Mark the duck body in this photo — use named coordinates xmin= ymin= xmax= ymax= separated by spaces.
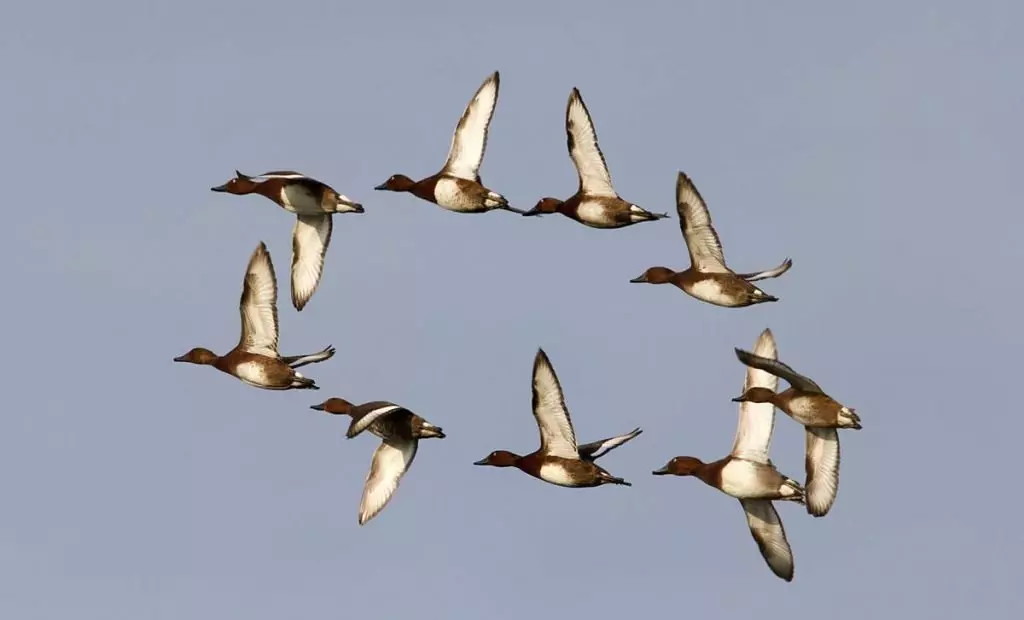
xmin=630 ymin=172 xmax=791 ymax=307
xmin=210 ymin=171 xmax=363 ymax=311
xmin=173 ymin=242 xmax=334 ymax=389
xmin=524 ymin=88 xmax=668 ymax=228
xmin=473 ymin=349 xmax=640 ymax=489
xmin=312 ymin=398 xmax=445 ymax=525
xmin=653 ymin=329 xmax=803 ymax=582
xmin=374 ymin=71 xmax=524 ymax=216
xmin=732 ymin=347 xmax=863 ymax=518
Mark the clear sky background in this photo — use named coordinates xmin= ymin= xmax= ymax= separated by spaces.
xmin=2 ymin=1 xmax=1021 ymax=618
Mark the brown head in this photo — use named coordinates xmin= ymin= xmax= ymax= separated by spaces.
xmin=211 ymin=170 xmax=259 ymax=194
xmin=374 ymin=174 xmax=416 ymax=192
xmin=652 ymin=456 xmax=705 ymax=477
xmin=309 ymin=398 xmax=355 ymax=415
xmin=473 ymin=450 xmax=521 ymax=467
xmin=173 ymin=347 xmax=219 ymax=365
xmin=731 ymin=387 xmax=779 ymax=405
xmin=629 ymin=266 xmax=677 ymax=285
xmin=523 ymin=197 xmax=563 ymax=217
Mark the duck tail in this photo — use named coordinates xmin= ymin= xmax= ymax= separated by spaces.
xmin=600 ymin=471 xmax=632 ymax=487
xmin=290 ymin=374 xmax=319 ymax=390
xmin=839 ymin=407 xmax=862 ymax=430
xmin=782 ymin=478 xmax=806 ymax=505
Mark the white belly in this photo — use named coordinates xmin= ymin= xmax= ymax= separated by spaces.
xmin=235 ymin=361 xmax=271 ymax=386
xmin=433 ymin=177 xmax=477 ymax=212
xmin=539 ymin=462 xmax=580 ymax=487
xmin=719 ymin=460 xmax=768 ymax=499
xmin=576 ymin=200 xmax=611 ymax=225
xmin=279 ymin=185 xmax=320 ymax=214
xmin=689 ymin=278 xmax=724 ymax=300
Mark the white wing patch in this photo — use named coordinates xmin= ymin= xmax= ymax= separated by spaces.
xmin=677 ymin=172 xmax=728 ymax=273
xmin=731 ymin=329 xmax=778 ymax=463
xmin=740 ymin=499 xmax=794 ymax=581
xmin=566 ymin=88 xmax=617 ymax=198
xmin=805 ymin=427 xmax=840 ymax=517
xmin=253 ymin=172 xmax=308 ymax=180
xmin=290 ymin=214 xmax=332 ymax=311
xmin=359 ymin=438 xmax=418 ymax=525
xmin=531 ymin=349 xmax=579 ymax=459
xmin=347 ymin=404 xmax=405 ymax=438
xmin=239 ymin=242 xmax=280 ymax=357
xmin=442 ymin=71 xmax=499 ymax=181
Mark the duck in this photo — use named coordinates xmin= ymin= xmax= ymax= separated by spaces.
xmin=374 ymin=71 xmax=525 ymax=215
xmin=653 ymin=329 xmax=803 ymax=582
xmin=473 ymin=348 xmax=638 ymax=488
xmin=311 ymin=398 xmax=445 ymax=525
xmin=732 ymin=346 xmax=862 ymax=517
xmin=522 ymin=88 xmax=669 ymax=228
xmin=174 ymin=242 xmax=334 ymax=390
xmin=211 ymin=170 xmax=364 ymax=311
xmin=630 ymin=172 xmax=792 ymax=307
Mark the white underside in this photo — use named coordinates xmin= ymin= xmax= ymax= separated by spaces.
xmin=539 ymin=462 xmax=582 ymax=487
xmin=688 ymin=278 xmax=730 ymax=303
xmin=433 ymin=177 xmax=478 ymax=212
xmin=719 ymin=460 xmax=771 ymax=499
xmin=235 ymin=361 xmax=271 ymax=385
xmin=576 ymin=200 xmax=610 ymax=224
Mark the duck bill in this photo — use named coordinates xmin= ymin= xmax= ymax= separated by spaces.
xmin=173 ymin=355 xmax=188 ymax=362
xmin=210 ymin=183 xmax=229 ymax=192
xmin=373 ymin=183 xmax=388 ymax=191
xmin=472 ymin=458 xmax=490 ymax=466
xmin=629 ymin=274 xmax=649 ymax=283
xmin=521 ymin=207 xmax=542 ymax=217
xmin=309 ymin=403 xmax=326 ymax=411
xmin=652 ymin=466 xmax=670 ymax=475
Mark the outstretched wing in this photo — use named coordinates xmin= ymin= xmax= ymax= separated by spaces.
xmin=566 ymin=88 xmax=617 ymax=198
xmin=577 ymin=428 xmax=642 ymax=461
xmin=740 ymin=499 xmax=795 ymax=582
xmin=531 ymin=349 xmax=579 ymax=459
xmin=359 ymin=437 xmax=418 ymax=525
xmin=238 ymin=242 xmax=280 ymax=357
xmin=805 ymin=427 xmax=841 ymax=517
xmin=677 ymin=172 xmax=728 ymax=273
xmin=290 ymin=214 xmax=332 ymax=311
xmin=442 ymin=71 xmax=500 ymax=181
xmin=734 ymin=349 xmax=823 ymax=393
xmin=731 ymin=329 xmax=779 ymax=463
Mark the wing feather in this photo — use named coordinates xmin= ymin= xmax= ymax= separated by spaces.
xmin=531 ymin=349 xmax=578 ymax=459
xmin=359 ymin=438 xmax=418 ymax=525
xmin=238 ymin=242 xmax=280 ymax=357
xmin=566 ymin=88 xmax=617 ymax=197
xmin=805 ymin=427 xmax=840 ymax=517
xmin=291 ymin=214 xmax=332 ymax=311
xmin=740 ymin=499 xmax=795 ymax=582
xmin=731 ymin=329 xmax=779 ymax=462
xmin=676 ymin=172 xmax=728 ymax=273
xmin=442 ymin=71 xmax=499 ymax=181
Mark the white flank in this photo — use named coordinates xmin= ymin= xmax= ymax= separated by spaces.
xmin=539 ymin=462 xmax=579 ymax=487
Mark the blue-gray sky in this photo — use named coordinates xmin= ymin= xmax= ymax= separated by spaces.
xmin=2 ymin=1 xmax=1021 ymax=617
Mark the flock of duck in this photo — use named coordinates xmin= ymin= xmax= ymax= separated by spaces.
xmin=173 ymin=71 xmax=861 ymax=582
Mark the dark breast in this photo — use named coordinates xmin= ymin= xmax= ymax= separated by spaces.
xmin=514 ymin=452 xmax=546 ymax=478
xmin=411 ymin=175 xmax=441 ymax=204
